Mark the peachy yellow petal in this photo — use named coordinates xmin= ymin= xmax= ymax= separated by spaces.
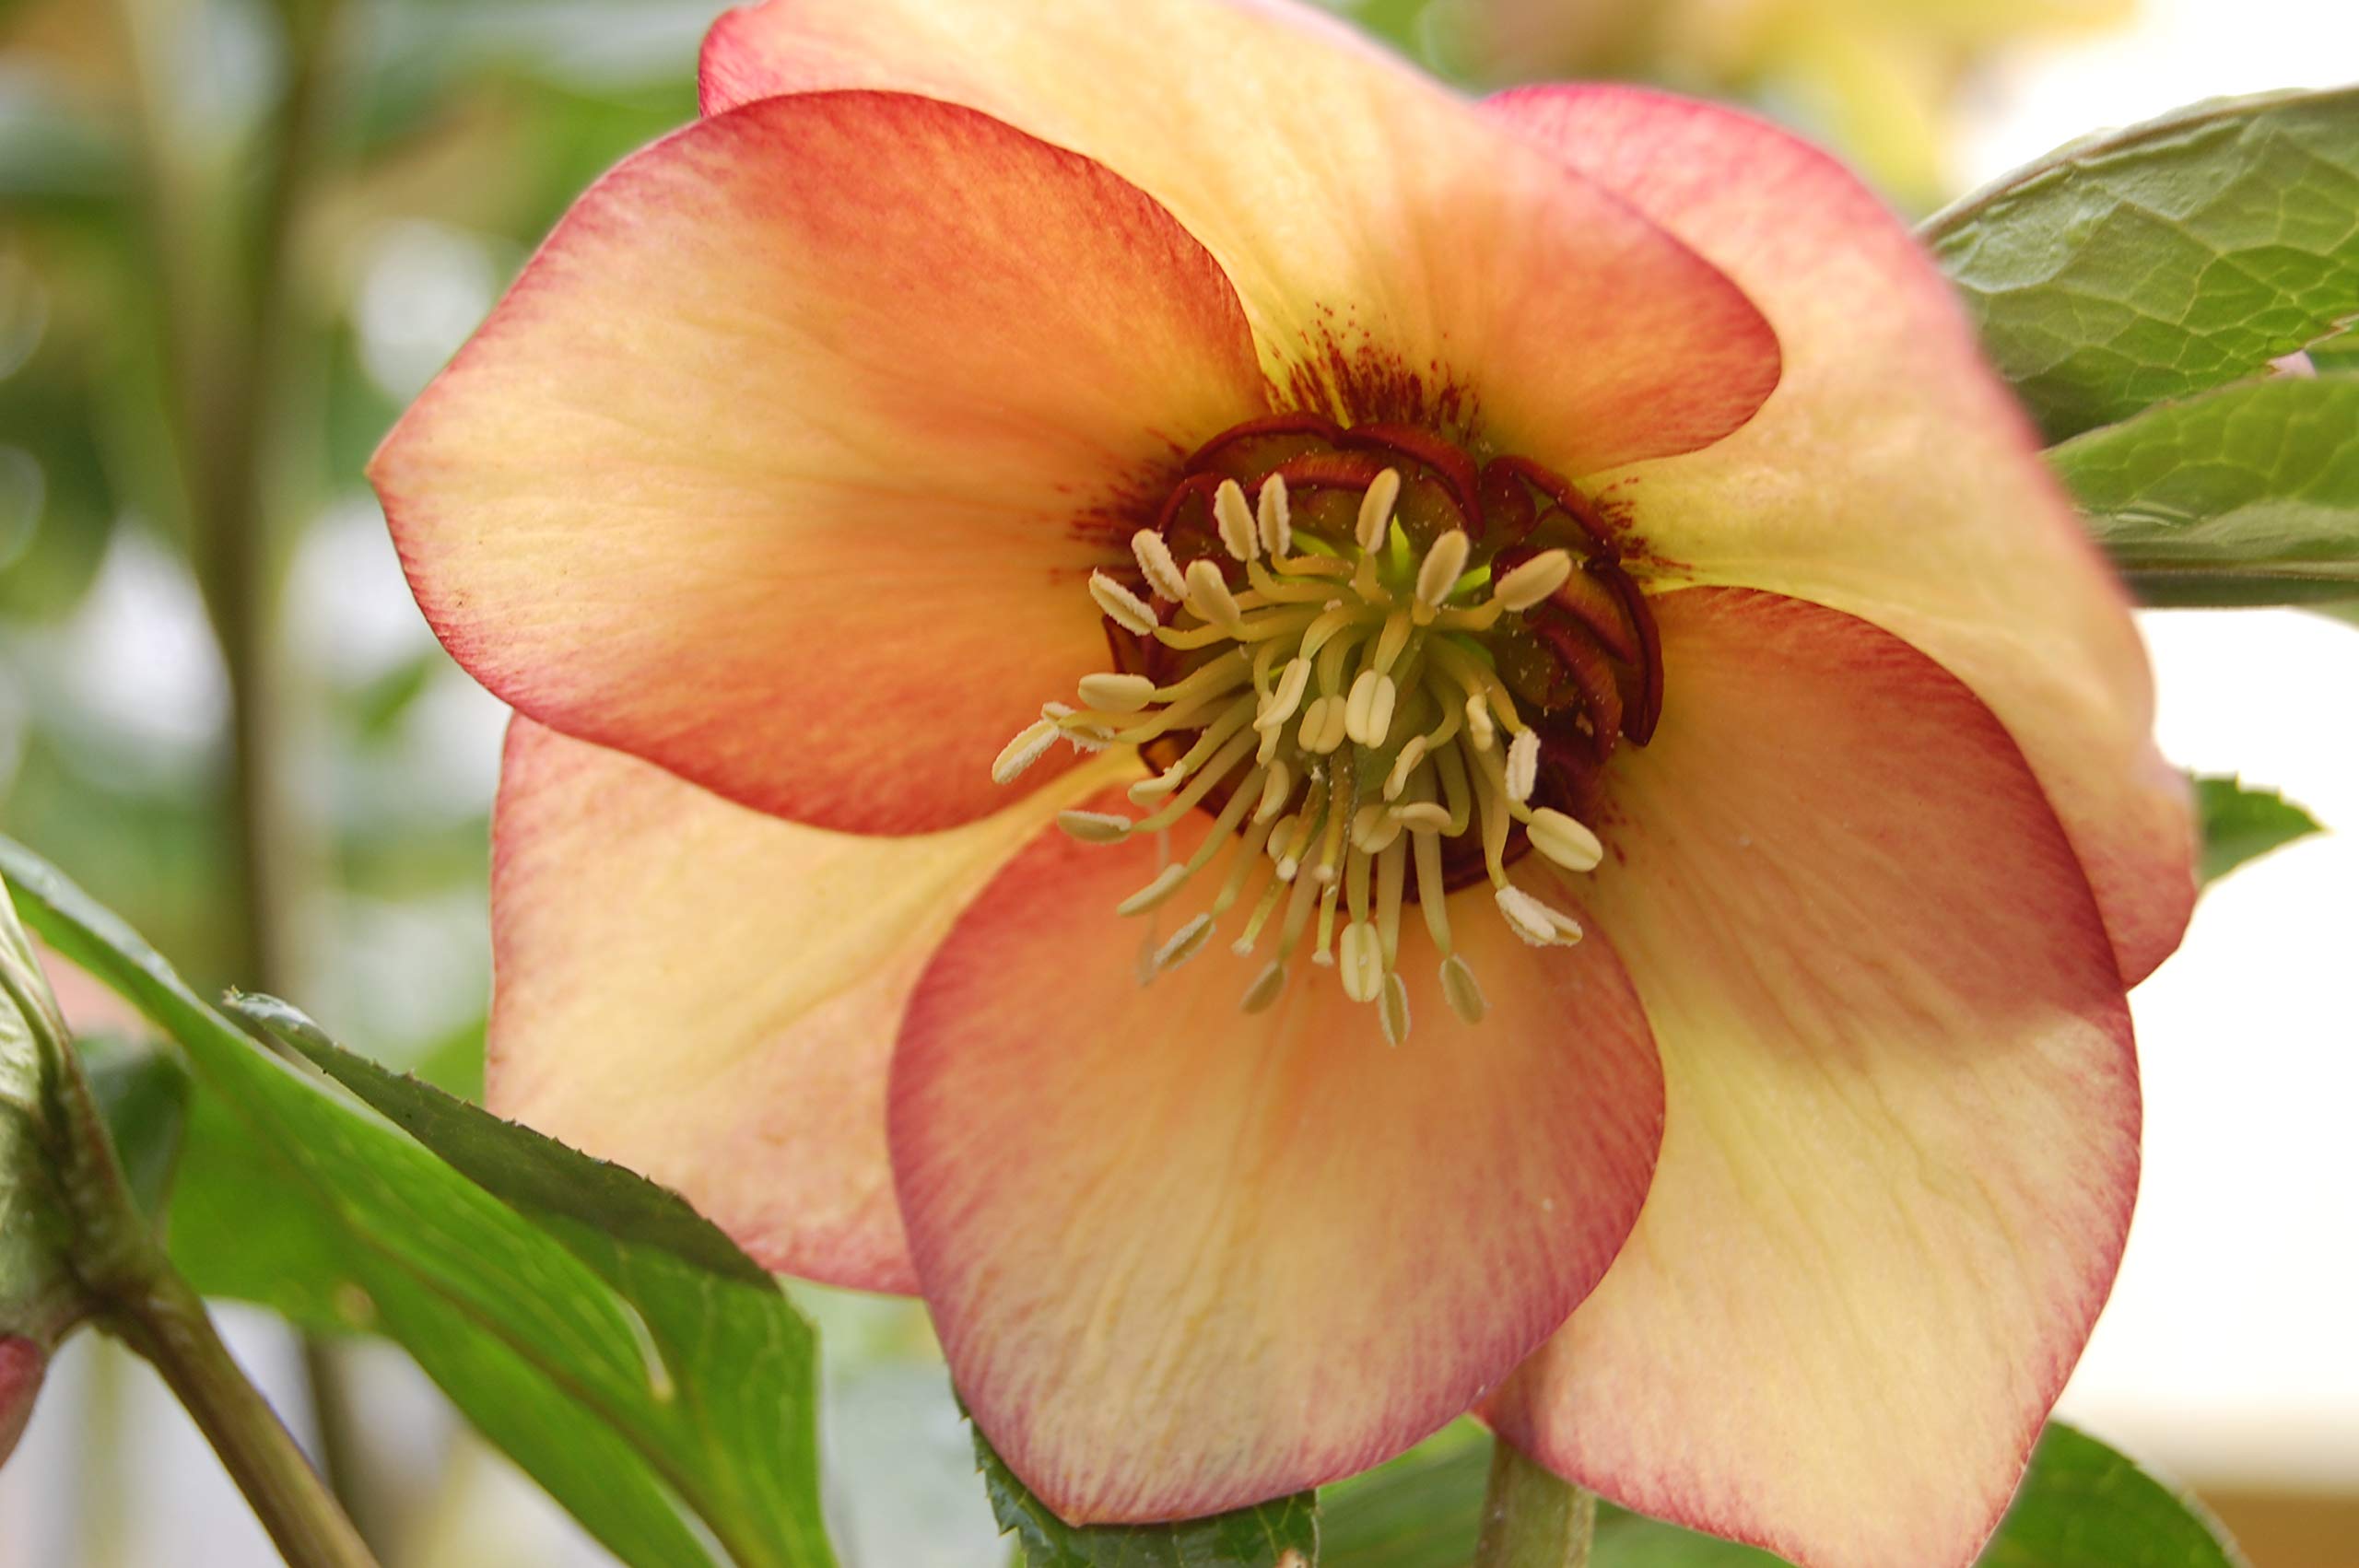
xmin=1492 ymin=590 xmax=2140 ymax=1568
xmin=701 ymin=0 xmax=1780 ymax=473
xmin=374 ymin=90 xmax=1269 ymax=836
xmin=891 ymin=790 xmax=1664 ymax=1522
xmin=489 ymin=720 xmax=1126 ymax=1291
xmin=1486 ymin=84 xmax=2196 ymax=984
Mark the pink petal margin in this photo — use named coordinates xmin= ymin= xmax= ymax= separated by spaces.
xmin=1490 ymin=589 xmax=2141 ymax=1568
xmin=1484 ymin=84 xmax=2196 ymax=987
xmin=890 ymin=790 xmax=1665 ymax=1524
xmin=372 ymin=89 xmax=1268 ymax=837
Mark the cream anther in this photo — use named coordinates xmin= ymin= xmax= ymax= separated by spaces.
xmin=1077 ymin=672 xmax=1156 ymax=713
xmin=1525 ymin=808 xmax=1604 ymax=872
xmin=1089 ymin=571 xmax=1159 ymax=636
xmin=1356 ymin=467 xmax=1402 ymax=554
xmin=1415 ymin=529 xmax=1471 ymax=611
xmin=1214 ymin=478 xmax=1259 ymax=563
xmin=1439 ymin=954 xmax=1487 ymax=1024
xmin=1256 ymin=475 xmax=1292 ymax=556
xmin=1041 ymin=702 xmax=1114 ymax=750
xmin=1260 ymin=658 xmax=1311 ymax=730
xmin=992 ymin=719 xmax=1059 ymax=784
xmin=1118 ymin=863 xmax=1191 ymax=916
xmin=1153 ymin=914 xmax=1216 ymax=974
xmin=1310 ymin=696 xmax=1350 ymax=755
xmin=1339 ymin=921 xmax=1384 ymax=1002
xmin=1465 ymin=695 xmax=1496 ymax=752
xmin=1334 ymin=670 xmax=1395 ymax=748
xmin=1496 ymin=885 xmax=1584 ymax=947
xmin=1056 ymin=810 xmax=1134 ymax=844
xmin=1506 ymin=729 xmax=1540 ymax=803
xmin=1239 ymin=961 xmax=1287 ymax=1012
xmin=1365 ymin=675 xmax=1398 ymax=746
xmin=1132 ymin=529 xmax=1189 ymax=601
xmin=1256 ymin=764 xmax=1294 ymax=822
xmin=1383 ymin=737 xmax=1428 ymax=801
xmin=1296 ymin=696 xmax=1331 ymax=754
xmin=1495 ymin=550 xmax=1574 ymax=611
xmin=1185 ymin=558 xmax=1243 ymax=628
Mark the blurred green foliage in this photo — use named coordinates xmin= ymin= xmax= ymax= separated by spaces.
xmin=0 ymin=0 xmax=710 ymax=1043
xmin=0 ymin=1 xmax=719 ymax=1553
xmin=1331 ymin=0 xmax=2134 ymax=209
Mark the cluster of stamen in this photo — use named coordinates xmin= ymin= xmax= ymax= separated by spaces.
xmin=994 ymin=420 xmax=1658 ymax=1043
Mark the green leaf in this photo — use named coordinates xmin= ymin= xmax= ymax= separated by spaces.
xmin=2194 ymin=775 xmax=2325 ymax=884
xmin=1591 ymin=1517 xmax=1781 ymax=1568
xmin=1976 ymin=1425 xmax=2248 ymax=1568
xmin=166 ymin=1087 xmax=374 ymax=1334
xmin=0 ymin=872 xmax=75 ymax=1351
xmin=975 ymin=1423 xmax=1319 ymax=1568
xmin=2049 ymin=376 xmax=2359 ymax=604
xmin=1924 ymin=88 xmax=2359 ymax=441
xmin=75 ymin=1032 xmax=191 ymax=1222
xmin=0 ymin=834 xmax=837 ymax=1568
xmin=2308 ymin=322 xmax=2359 ymax=374
xmin=1318 ymin=1427 xmax=1488 ymax=1568
xmin=225 ymin=991 xmax=836 ymax=1567
xmin=1320 ymin=1426 xmax=2242 ymax=1568
xmin=225 ymin=992 xmax=771 ymax=1287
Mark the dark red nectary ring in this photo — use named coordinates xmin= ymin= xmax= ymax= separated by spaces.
xmin=998 ymin=412 xmax=1653 ymax=1036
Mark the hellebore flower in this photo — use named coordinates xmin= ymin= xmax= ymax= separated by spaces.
xmin=369 ymin=3 xmax=2197 ymax=1564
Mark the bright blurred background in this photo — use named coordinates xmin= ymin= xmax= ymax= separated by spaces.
xmin=0 ymin=0 xmax=2352 ymax=1563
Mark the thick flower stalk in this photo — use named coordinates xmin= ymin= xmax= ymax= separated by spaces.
xmin=370 ymin=4 xmax=2197 ymax=1565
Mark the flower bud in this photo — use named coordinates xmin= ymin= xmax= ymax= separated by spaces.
xmin=0 ymin=1335 xmax=45 ymax=1466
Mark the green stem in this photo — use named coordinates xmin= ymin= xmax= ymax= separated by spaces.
xmin=110 ymin=0 xmax=381 ymax=1535
xmin=1473 ymin=1438 xmax=1596 ymax=1568
xmin=105 ymin=1270 xmax=377 ymax=1568
xmin=0 ymin=948 xmax=377 ymax=1568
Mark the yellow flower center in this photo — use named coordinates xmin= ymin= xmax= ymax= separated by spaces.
xmin=993 ymin=420 xmax=1658 ymax=1041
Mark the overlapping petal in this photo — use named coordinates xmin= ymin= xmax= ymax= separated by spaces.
xmin=487 ymin=720 xmax=1121 ymax=1292
xmin=373 ymin=89 xmax=1269 ymax=835
xmin=1484 ymin=85 xmax=2195 ymax=983
xmin=1489 ymin=589 xmax=2140 ymax=1568
xmin=890 ymin=799 xmax=1664 ymax=1523
xmin=699 ymin=0 xmax=1780 ymax=474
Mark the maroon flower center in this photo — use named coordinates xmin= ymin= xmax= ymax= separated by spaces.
xmin=1139 ymin=410 xmax=1660 ymax=809
xmin=992 ymin=412 xmax=1661 ymax=1040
